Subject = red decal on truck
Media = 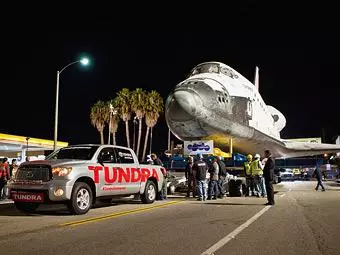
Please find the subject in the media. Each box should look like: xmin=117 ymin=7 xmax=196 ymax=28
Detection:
xmin=102 ymin=186 xmax=127 ymax=191
xmin=11 ymin=191 xmax=44 ymax=202
xmin=88 ymin=166 xmax=159 ymax=184
xmin=88 ymin=166 xmax=103 ymax=183
xmin=141 ymin=168 xmax=151 ymax=182
xmin=131 ymin=168 xmax=141 ymax=182
xmin=152 ymin=169 xmax=160 ymax=181
xmin=104 ymin=166 xmax=117 ymax=183
xmin=118 ymin=167 xmax=130 ymax=183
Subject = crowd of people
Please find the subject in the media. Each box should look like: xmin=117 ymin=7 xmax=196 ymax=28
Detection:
xmin=184 ymin=154 xmax=228 ymax=200
xmin=0 ymin=157 xmax=18 ymax=200
xmin=244 ymin=150 xmax=275 ymax=205
xmin=183 ymin=149 xmax=276 ymax=206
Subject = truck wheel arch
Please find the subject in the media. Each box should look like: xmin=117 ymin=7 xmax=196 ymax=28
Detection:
xmin=74 ymin=177 xmax=96 ymax=204
xmin=147 ymin=177 xmax=159 ymax=192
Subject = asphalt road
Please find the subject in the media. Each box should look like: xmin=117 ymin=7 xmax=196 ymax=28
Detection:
xmin=1 ymin=181 xmax=340 ymax=255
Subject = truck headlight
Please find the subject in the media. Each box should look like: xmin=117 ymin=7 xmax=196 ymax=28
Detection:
xmin=52 ymin=167 xmax=73 ymax=177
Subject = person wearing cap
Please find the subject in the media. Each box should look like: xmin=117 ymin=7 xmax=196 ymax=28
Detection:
xmin=151 ymin=153 xmax=163 ymax=166
xmin=217 ymin=156 xmax=227 ymax=198
xmin=185 ymin=156 xmax=197 ymax=198
xmin=244 ymin=154 xmax=254 ymax=196
xmin=251 ymin=153 xmax=266 ymax=197
xmin=263 ymin=150 xmax=275 ymax=205
xmin=207 ymin=156 xmax=219 ymax=200
xmin=193 ymin=153 xmax=208 ymax=201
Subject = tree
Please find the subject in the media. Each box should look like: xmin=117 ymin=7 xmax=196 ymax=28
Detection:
xmin=90 ymin=100 xmax=108 ymax=144
xmin=115 ymin=88 xmax=132 ymax=148
xmin=106 ymin=100 xmax=119 ymax=145
xmin=131 ymin=88 xmax=147 ymax=159
xmin=141 ymin=90 xmax=164 ymax=161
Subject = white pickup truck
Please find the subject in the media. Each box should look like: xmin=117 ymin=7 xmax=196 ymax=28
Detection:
xmin=8 ymin=144 xmax=165 ymax=215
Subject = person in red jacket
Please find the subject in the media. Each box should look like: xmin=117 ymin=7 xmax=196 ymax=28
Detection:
xmin=0 ymin=157 xmax=10 ymax=200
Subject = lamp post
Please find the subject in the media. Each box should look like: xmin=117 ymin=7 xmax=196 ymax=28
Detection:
xmin=54 ymin=57 xmax=89 ymax=151
xmin=26 ymin=137 xmax=30 ymax=161
xmin=112 ymin=109 xmax=118 ymax=145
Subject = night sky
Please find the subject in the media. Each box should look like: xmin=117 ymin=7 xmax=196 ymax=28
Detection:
xmin=1 ymin=13 xmax=339 ymax=154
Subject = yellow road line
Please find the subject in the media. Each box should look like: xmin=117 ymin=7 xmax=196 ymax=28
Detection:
xmin=60 ymin=200 xmax=184 ymax=227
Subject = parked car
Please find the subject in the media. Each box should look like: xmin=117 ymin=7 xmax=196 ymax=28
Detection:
xmin=280 ymin=168 xmax=295 ymax=181
xmin=167 ymin=174 xmax=187 ymax=194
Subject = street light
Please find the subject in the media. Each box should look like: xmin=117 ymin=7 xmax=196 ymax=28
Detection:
xmin=53 ymin=57 xmax=89 ymax=151
xmin=26 ymin=137 xmax=30 ymax=161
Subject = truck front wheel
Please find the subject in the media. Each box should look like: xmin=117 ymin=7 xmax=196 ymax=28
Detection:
xmin=15 ymin=202 xmax=39 ymax=214
xmin=67 ymin=182 xmax=93 ymax=215
xmin=141 ymin=180 xmax=156 ymax=204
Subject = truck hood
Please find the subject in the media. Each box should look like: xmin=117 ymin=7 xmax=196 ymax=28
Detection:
xmin=19 ymin=159 xmax=92 ymax=168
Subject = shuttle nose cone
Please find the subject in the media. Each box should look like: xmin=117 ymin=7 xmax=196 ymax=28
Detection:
xmin=166 ymin=90 xmax=201 ymax=122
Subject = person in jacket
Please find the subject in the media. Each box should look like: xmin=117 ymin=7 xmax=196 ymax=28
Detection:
xmin=208 ymin=157 xmax=219 ymax=200
xmin=0 ymin=158 xmax=10 ymax=200
xmin=193 ymin=153 xmax=208 ymax=201
xmin=244 ymin=154 xmax=253 ymax=196
xmin=151 ymin=153 xmax=163 ymax=166
xmin=217 ymin=156 xmax=227 ymax=198
xmin=151 ymin=153 xmax=167 ymax=199
xmin=10 ymin=158 xmax=18 ymax=179
xmin=313 ymin=166 xmax=326 ymax=191
xmin=251 ymin=154 xmax=266 ymax=197
xmin=185 ymin=156 xmax=197 ymax=198
xmin=263 ymin=150 xmax=275 ymax=205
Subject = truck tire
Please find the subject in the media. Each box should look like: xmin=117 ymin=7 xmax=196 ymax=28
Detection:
xmin=141 ymin=180 xmax=156 ymax=204
xmin=15 ymin=202 xmax=39 ymax=214
xmin=67 ymin=182 xmax=93 ymax=215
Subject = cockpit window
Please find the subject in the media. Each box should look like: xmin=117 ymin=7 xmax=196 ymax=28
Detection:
xmin=191 ymin=63 xmax=219 ymax=76
xmin=220 ymin=67 xmax=239 ymax=79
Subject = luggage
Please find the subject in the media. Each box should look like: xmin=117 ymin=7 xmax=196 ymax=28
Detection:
xmin=228 ymin=179 xmax=243 ymax=197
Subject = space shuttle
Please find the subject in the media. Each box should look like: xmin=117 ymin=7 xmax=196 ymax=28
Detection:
xmin=165 ymin=62 xmax=340 ymax=158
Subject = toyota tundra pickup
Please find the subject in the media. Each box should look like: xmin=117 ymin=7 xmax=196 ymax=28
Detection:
xmin=8 ymin=144 xmax=165 ymax=215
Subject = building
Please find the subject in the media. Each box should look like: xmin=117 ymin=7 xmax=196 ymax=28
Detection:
xmin=0 ymin=133 xmax=68 ymax=164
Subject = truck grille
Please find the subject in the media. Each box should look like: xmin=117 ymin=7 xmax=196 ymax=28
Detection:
xmin=15 ymin=165 xmax=52 ymax=182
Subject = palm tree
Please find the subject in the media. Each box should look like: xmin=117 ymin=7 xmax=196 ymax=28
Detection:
xmin=115 ymin=88 xmax=132 ymax=148
xmin=90 ymin=100 xmax=108 ymax=144
xmin=131 ymin=88 xmax=147 ymax=159
xmin=106 ymin=100 xmax=120 ymax=145
xmin=141 ymin=90 xmax=164 ymax=161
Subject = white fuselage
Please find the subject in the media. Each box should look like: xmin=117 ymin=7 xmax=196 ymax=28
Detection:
xmin=165 ymin=62 xmax=287 ymax=155
xmin=165 ymin=62 xmax=340 ymax=158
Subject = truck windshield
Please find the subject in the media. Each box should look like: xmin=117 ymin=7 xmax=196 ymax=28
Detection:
xmin=46 ymin=146 xmax=99 ymax=160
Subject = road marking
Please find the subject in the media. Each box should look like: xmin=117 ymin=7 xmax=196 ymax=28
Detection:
xmin=201 ymin=205 xmax=272 ymax=255
xmin=60 ymin=200 xmax=183 ymax=227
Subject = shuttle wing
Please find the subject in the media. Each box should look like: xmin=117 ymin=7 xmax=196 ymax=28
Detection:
xmin=281 ymin=140 xmax=340 ymax=158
